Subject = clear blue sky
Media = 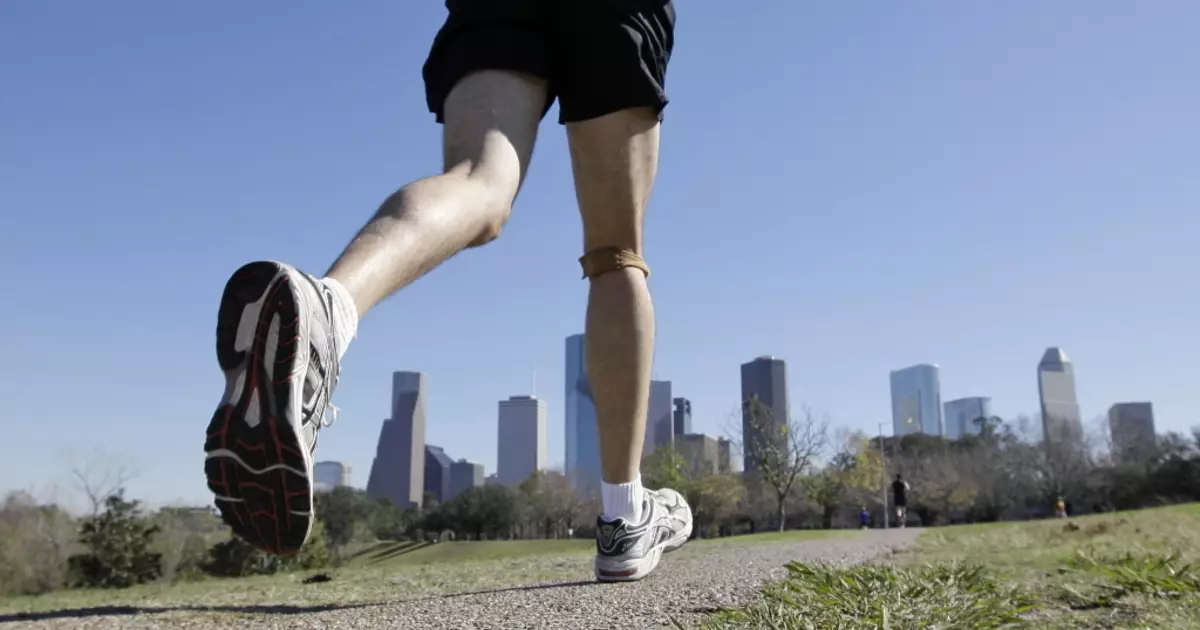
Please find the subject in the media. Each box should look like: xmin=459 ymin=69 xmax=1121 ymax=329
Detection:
xmin=2 ymin=1 xmax=1197 ymax=508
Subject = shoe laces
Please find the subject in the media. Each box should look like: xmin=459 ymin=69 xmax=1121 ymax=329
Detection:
xmin=321 ymin=403 xmax=339 ymax=429
xmin=315 ymin=274 xmax=343 ymax=431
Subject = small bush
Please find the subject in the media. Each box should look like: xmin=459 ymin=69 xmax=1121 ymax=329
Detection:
xmin=68 ymin=492 xmax=163 ymax=589
xmin=203 ymin=522 xmax=332 ymax=577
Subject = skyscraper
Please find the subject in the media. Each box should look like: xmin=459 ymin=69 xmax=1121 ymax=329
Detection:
xmin=673 ymin=397 xmax=693 ymax=437
xmin=497 ymin=395 xmax=547 ymax=486
xmin=942 ymin=396 xmax=993 ymax=440
xmin=423 ymin=445 xmax=453 ymax=504
xmin=313 ymin=461 xmax=352 ymax=492
xmin=366 ymin=371 xmax=427 ymax=509
xmin=717 ymin=437 xmax=732 ymax=473
xmin=740 ymin=356 xmax=789 ymax=473
xmin=448 ymin=459 xmax=484 ymax=501
xmin=1108 ymin=402 xmax=1156 ymax=464
xmin=565 ymin=334 xmax=602 ymax=492
xmin=889 ymin=364 xmax=943 ymax=437
xmin=1037 ymin=347 xmax=1082 ymax=443
xmin=644 ymin=380 xmax=674 ymax=457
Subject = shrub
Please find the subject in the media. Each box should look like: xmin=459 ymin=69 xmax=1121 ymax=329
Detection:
xmin=203 ymin=522 xmax=332 ymax=577
xmin=68 ymin=492 xmax=163 ymax=589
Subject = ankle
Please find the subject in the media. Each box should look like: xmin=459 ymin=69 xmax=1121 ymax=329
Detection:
xmin=601 ymin=475 xmax=645 ymax=523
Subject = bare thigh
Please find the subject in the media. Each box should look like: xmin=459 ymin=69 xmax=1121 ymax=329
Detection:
xmin=566 ymin=107 xmax=661 ymax=255
xmin=442 ymin=70 xmax=548 ymax=204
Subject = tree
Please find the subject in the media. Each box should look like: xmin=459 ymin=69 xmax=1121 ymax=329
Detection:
xmin=68 ymin=451 xmax=138 ymax=519
xmin=518 ymin=470 xmax=581 ymax=539
xmin=0 ymin=491 xmax=78 ymax=596
xmin=808 ymin=432 xmax=883 ymax=528
xmin=687 ymin=473 xmax=744 ymax=537
xmin=641 ymin=447 xmax=692 ymax=495
xmin=907 ymin=449 xmax=980 ymax=525
xmin=315 ymin=486 xmax=372 ymax=552
xmin=68 ymin=491 xmax=162 ymax=588
xmin=153 ymin=507 xmax=218 ymax=582
xmin=367 ymin=497 xmax=411 ymax=541
xmin=427 ymin=485 xmax=520 ymax=540
xmin=732 ymin=397 xmax=829 ymax=531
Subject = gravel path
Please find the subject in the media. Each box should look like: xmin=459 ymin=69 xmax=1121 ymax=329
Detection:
xmin=1 ymin=529 xmax=920 ymax=630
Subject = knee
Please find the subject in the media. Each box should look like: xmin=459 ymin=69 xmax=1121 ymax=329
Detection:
xmin=466 ymin=181 xmax=515 ymax=248
xmin=444 ymin=153 xmax=518 ymax=247
xmin=452 ymin=166 xmax=519 ymax=248
xmin=468 ymin=210 xmax=509 ymax=247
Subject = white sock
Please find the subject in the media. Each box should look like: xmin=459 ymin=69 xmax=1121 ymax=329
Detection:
xmin=601 ymin=475 xmax=645 ymax=523
xmin=320 ymin=277 xmax=358 ymax=360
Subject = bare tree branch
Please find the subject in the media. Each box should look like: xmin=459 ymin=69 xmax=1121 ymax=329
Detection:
xmin=67 ymin=450 xmax=139 ymax=518
xmin=726 ymin=396 xmax=829 ymax=531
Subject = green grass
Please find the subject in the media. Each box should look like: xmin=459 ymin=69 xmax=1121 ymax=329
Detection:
xmin=703 ymin=503 xmax=1200 ymax=629
xmin=0 ymin=529 xmax=839 ymax=620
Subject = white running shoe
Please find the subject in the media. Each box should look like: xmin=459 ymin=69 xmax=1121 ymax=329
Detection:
xmin=594 ymin=487 xmax=693 ymax=582
xmin=203 ymin=261 xmax=342 ymax=555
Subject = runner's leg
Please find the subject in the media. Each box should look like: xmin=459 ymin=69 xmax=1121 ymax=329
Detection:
xmin=553 ymin=0 xmax=689 ymax=581
xmin=327 ymin=75 xmax=548 ymax=316
xmin=205 ymin=2 xmax=551 ymax=553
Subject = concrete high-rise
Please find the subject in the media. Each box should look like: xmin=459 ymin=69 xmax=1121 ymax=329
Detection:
xmin=673 ymin=397 xmax=693 ymax=437
xmin=366 ymin=371 xmax=427 ymax=509
xmin=497 ymin=395 xmax=547 ymax=486
xmin=942 ymin=397 xmax=993 ymax=440
xmin=1108 ymin=402 xmax=1156 ymax=464
xmin=314 ymin=461 xmax=352 ymax=493
xmin=424 ymin=445 xmax=453 ymax=504
xmin=889 ymin=364 xmax=943 ymax=437
xmin=675 ymin=433 xmax=733 ymax=476
xmin=740 ymin=356 xmax=789 ymax=473
xmin=644 ymin=380 xmax=674 ymax=457
xmin=717 ymin=437 xmax=733 ymax=473
xmin=1038 ymin=348 xmax=1082 ymax=443
xmin=565 ymin=334 xmax=602 ymax=492
xmin=448 ymin=459 xmax=484 ymax=500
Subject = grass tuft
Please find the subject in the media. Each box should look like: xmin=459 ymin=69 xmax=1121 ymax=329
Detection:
xmin=702 ymin=562 xmax=1036 ymax=630
xmin=702 ymin=504 xmax=1200 ymax=629
xmin=1055 ymin=551 xmax=1200 ymax=611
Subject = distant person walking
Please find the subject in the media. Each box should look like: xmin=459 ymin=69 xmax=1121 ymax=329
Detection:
xmin=201 ymin=0 xmax=690 ymax=584
xmin=1055 ymin=496 xmax=1068 ymax=519
xmin=859 ymin=506 xmax=870 ymax=530
xmin=892 ymin=474 xmax=910 ymax=527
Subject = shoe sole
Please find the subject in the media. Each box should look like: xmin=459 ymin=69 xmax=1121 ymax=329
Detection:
xmin=595 ymin=521 xmax=693 ymax=583
xmin=203 ymin=261 xmax=313 ymax=555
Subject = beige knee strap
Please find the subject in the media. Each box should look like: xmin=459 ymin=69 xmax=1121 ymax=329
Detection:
xmin=579 ymin=247 xmax=651 ymax=279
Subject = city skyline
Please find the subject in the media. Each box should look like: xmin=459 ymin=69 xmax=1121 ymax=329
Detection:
xmin=308 ymin=344 xmax=1158 ymax=505
xmin=6 ymin=2 xmax=1195 ymax=509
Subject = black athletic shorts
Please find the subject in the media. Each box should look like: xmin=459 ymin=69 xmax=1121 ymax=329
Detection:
xmin=422 ymin=0 xmax=676 ymax=124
